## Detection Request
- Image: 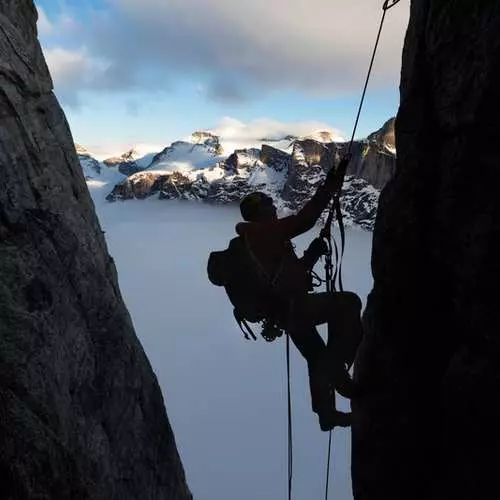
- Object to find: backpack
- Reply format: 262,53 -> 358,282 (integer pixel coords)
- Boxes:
207,236 -> 285,341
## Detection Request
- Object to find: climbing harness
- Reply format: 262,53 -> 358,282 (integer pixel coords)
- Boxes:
284,1 -> 404,500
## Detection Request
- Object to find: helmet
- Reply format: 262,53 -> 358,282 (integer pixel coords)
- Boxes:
240,192 -> 274,221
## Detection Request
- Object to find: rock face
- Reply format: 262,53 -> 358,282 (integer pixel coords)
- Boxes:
346,117 -> 396,189
260,144 -> 292,172
191,130 -> 223,154
353,3 -> 500,500
284,120 -> 396,191
0,2 -> 191,499
225,148 -> 261,173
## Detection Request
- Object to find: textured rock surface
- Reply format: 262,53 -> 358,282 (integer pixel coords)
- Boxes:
225,148 -> 261,173
282,120 -> 396,192
191,130 -> 222,154
353,2 -> 500,500
260,144 -> 292,172
0,2 -> 191,499
346,118 -> 396,189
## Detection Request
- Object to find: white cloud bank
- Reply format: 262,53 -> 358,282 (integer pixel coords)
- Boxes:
87,183 -> 374,500
42,46 -> 110,106
211,117 -> 344,142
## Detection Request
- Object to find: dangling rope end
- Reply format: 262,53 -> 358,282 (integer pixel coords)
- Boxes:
286,334 -> 293,500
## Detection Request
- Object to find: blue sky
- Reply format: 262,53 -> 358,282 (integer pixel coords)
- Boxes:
35,0 -> 410,157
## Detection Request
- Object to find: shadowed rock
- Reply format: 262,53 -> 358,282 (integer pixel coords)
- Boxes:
353,2 -> 500,500
345,118 -> 396,188
0,2 -> 191,498
260,144 -> 292,172
225,148 -> 261,173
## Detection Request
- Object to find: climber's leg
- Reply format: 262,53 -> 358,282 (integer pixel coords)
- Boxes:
290,292 -> 364,398
287,326 -> 351,430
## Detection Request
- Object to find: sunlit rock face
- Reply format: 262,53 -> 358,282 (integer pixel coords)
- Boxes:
0,2 -> 192,498
353,3 -> 500,500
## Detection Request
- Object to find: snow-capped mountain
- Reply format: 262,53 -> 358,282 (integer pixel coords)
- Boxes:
77,144 -> 102,178
78,118 -> 396,230
146,133 -> 224,173
102,147 -> 160,176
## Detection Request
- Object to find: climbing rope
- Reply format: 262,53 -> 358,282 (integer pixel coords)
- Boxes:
286,334 -> 293,500
322,0 -> 403,291
322,221 -> 336,500
321,1 -> 403,499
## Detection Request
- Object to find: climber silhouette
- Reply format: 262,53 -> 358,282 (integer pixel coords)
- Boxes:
236,160 -> 363,431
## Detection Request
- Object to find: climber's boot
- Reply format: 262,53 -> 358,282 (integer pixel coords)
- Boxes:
309,371 -> 352,431
319,410 -> 352,431
331,361 -> 359,399
318,346 -> 360,399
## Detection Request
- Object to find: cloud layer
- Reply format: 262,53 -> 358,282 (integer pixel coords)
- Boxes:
211,116 -> 344,142
82,116 -> 344,159
38,0 -> 410,105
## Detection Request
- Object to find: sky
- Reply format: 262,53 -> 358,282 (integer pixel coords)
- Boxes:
88,177 -> 374,500
35,0 -> 410,157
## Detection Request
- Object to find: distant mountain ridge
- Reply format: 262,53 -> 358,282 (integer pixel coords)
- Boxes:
78,118 -> 396,230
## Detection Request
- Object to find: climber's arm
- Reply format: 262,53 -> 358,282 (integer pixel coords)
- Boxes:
273,160 -> 346,239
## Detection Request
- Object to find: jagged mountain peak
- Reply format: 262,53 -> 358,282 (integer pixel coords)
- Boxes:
121,148 -> 141,161
190,131 -> 223,154
191,130 -> 219,142
367,117 -> 396,152
104,148 -> 140,166
100,145 -> 160,176
147,136 -> 224,173
303,130 -> 342,143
